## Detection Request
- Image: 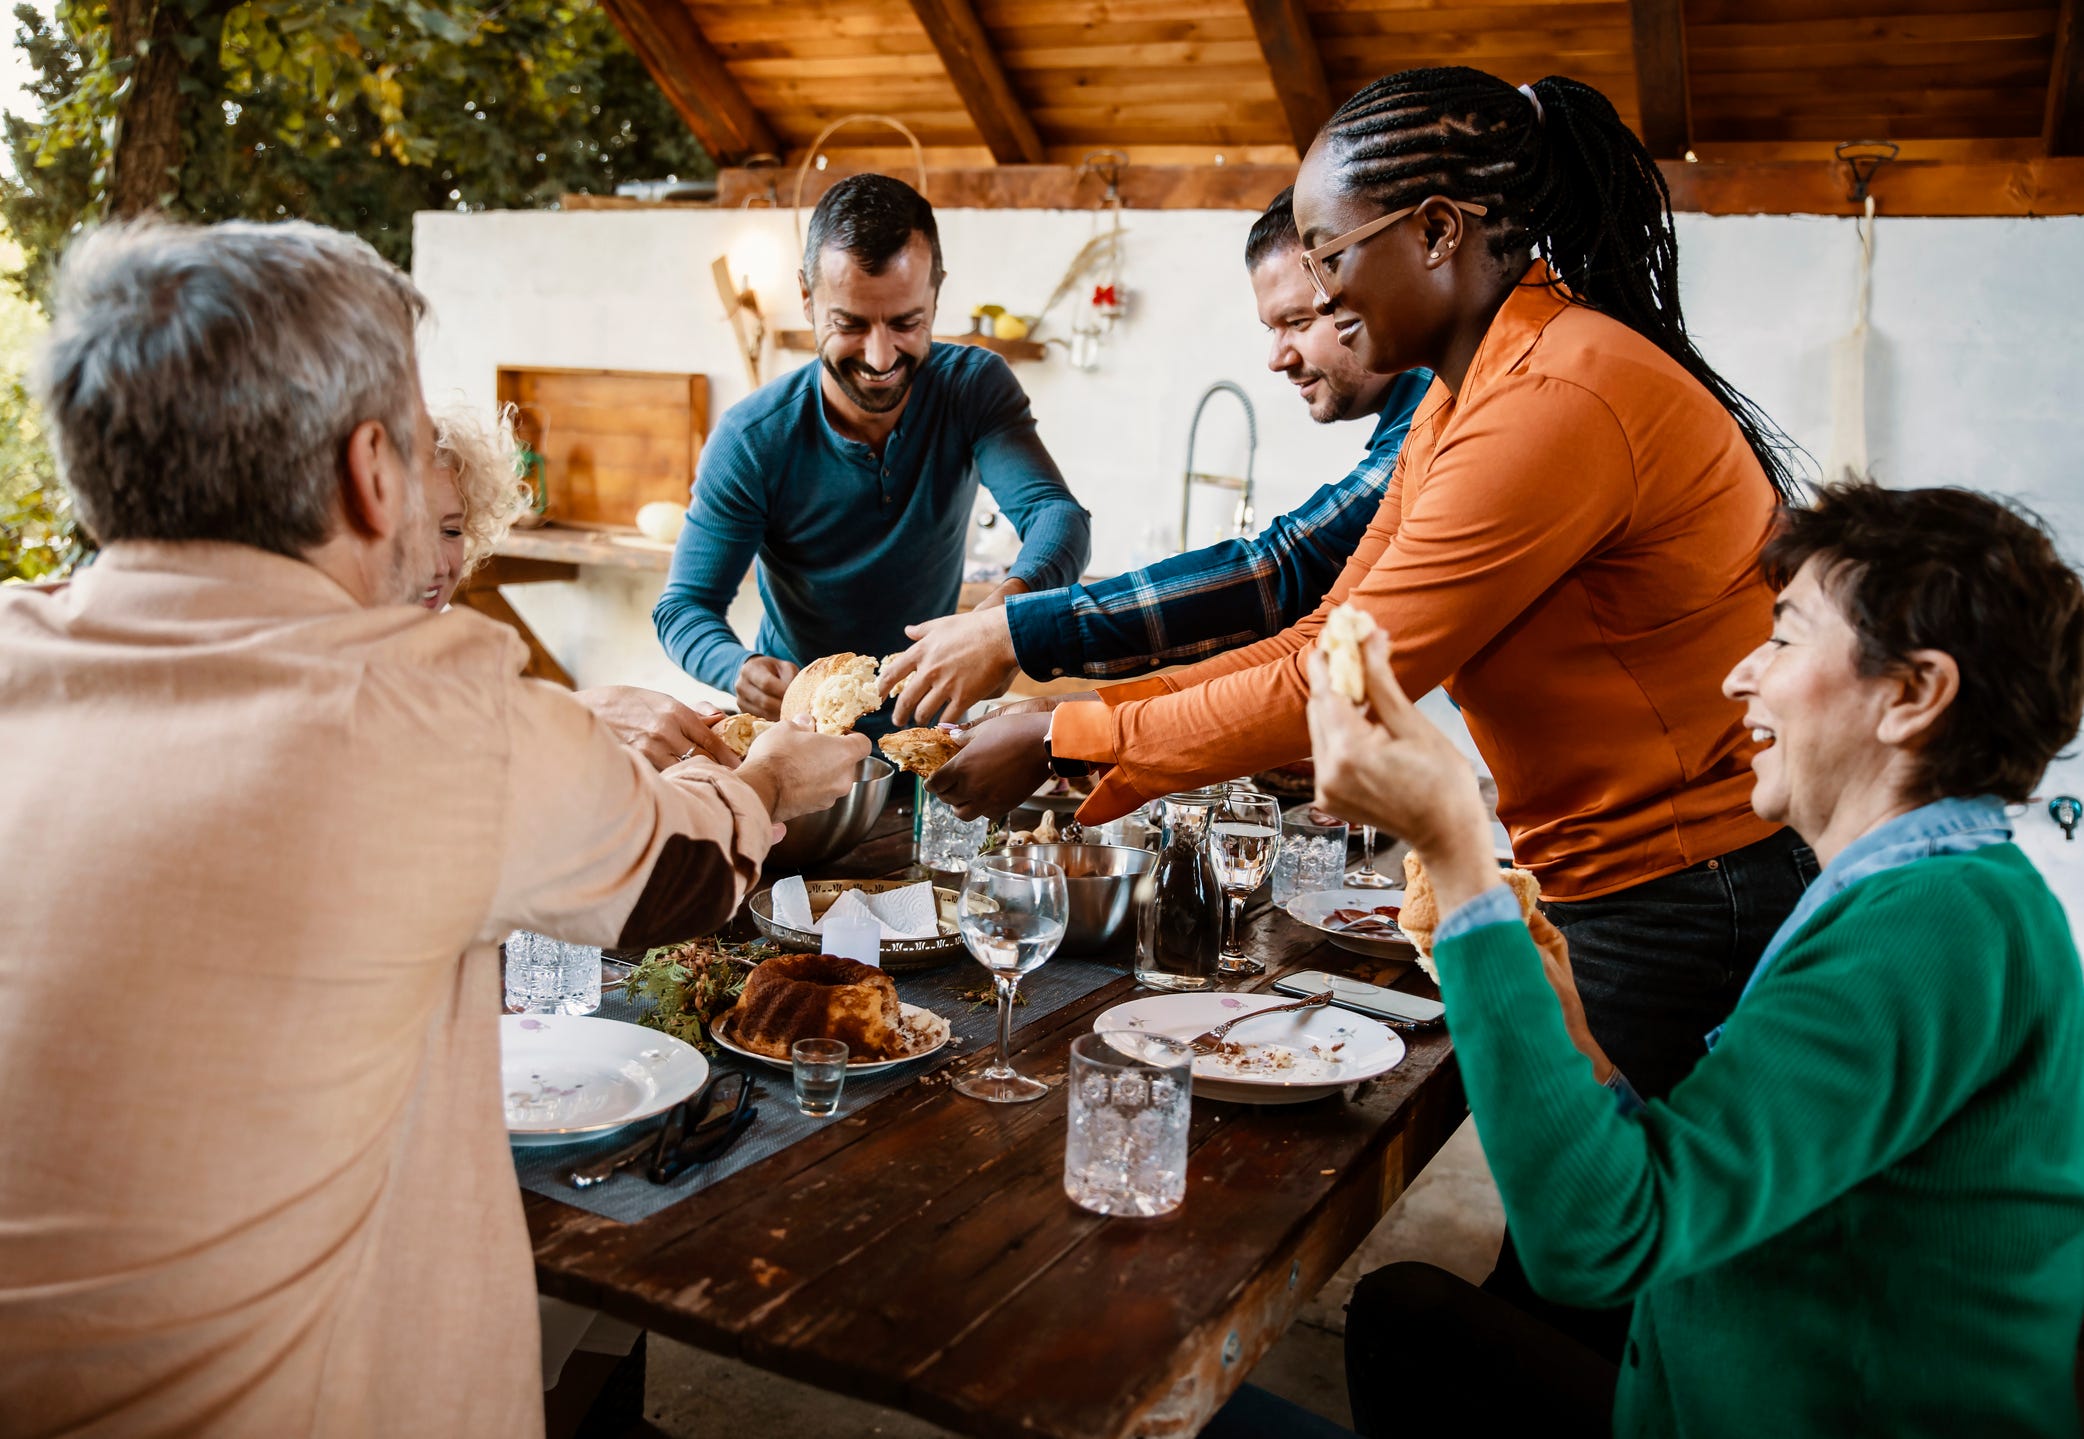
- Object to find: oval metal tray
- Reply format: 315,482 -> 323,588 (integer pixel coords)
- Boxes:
748,878 -> 966,973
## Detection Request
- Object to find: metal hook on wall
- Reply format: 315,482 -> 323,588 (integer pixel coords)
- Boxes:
1834,140 -> 1900,205
1077,149 -> 1128,207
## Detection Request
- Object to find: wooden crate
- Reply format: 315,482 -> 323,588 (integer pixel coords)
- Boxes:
494,366 -> 708,531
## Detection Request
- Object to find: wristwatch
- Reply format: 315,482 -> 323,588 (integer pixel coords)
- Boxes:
1043,713 -> 1092,780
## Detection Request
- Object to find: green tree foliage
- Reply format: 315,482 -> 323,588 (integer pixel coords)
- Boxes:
0,0 -> 709,578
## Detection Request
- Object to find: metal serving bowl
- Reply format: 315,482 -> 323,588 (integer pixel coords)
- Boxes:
1003,842 -> 1156,955
764,755 -> 896,871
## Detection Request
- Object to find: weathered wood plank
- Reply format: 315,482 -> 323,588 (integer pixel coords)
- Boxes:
719,155 -> 2084,215
600,0 -> 781,164
1242,0 -> 1337,155
905,0 -> 1046,164
1629,0 -> 1691,158
2046,0 -> 2084,155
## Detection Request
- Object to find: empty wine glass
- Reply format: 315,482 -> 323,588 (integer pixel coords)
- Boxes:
956,854 -> 1069,1103
1211,788 -> 1282,977
1348,825 -> 1394,889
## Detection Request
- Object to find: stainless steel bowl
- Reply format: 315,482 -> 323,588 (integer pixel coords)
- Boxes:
765,755 -> 896,870
1004,842 -> 1156,955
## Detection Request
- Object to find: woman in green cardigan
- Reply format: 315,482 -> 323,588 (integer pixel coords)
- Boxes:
1305,480 -> 2084,1437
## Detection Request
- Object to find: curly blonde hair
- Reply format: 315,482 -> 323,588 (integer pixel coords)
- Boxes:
432,403 -> 533,577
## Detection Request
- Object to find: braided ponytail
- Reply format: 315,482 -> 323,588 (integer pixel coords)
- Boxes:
1322,67 -> 1806,502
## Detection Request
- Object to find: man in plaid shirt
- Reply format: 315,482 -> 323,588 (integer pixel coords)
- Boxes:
882,190 -> 1432,726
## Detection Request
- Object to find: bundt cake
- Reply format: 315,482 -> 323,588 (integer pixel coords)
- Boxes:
728,952 -> 908,1061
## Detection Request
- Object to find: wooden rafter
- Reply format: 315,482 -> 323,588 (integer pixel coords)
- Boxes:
718,157 -> 2084,218
2046,0 -> 2084,156
1242,0 -> 1335,155
1630,0 -> 1692,160
600,0 -> 778,165
904,0 -> 1044,166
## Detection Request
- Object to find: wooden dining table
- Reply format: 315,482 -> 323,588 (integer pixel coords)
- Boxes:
523,794 -> 1467,1439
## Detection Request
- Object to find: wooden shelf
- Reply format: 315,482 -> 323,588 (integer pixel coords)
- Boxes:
493,524 -> 676,573
773,329 -> 1047,363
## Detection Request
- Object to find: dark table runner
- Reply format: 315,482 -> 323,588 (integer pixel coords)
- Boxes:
511,953 -> 1126,1223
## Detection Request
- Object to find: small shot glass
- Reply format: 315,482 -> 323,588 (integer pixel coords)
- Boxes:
791,1038 -> 849,1117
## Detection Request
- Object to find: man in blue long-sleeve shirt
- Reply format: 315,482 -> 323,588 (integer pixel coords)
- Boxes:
882,190 -> 1431,726
653,174 -> 1090,727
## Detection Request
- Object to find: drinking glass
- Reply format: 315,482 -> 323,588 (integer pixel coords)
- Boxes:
503,932 -> 602,1015
792,1038 -> 848,1117
1065,1031 -> 1192,1217
1348,825 -> 1394,889
1271,808 -> 1350,906
955,854 -> 1068,1103
917,778 -> 991,874
1211,789 -> 1282,977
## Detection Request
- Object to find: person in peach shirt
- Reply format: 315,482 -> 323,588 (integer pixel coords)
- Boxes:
0,218 -> 867,1438
937,66 -> 1818,1354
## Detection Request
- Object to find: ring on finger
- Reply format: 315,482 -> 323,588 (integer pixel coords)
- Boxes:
676,746 -> 698,763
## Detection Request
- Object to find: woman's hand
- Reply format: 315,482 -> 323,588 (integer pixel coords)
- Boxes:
575,686 -> 738,770
927,709 -> 1055,821
1304,631 -> 1495,913
734,716 -> 872,823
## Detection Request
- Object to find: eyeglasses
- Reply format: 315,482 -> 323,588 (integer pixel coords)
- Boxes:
1299,196 -> 1490,306
646,1069 -> 758,1183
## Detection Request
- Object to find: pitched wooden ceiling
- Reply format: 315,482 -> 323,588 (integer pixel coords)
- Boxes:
601,0 -> 2084,213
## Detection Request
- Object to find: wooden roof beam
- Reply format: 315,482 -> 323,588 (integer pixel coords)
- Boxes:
600,0 -> 778,166
2046,0 -> 2084,155
904,0 -> 1044,166
1243,0 -> 1335,156
1630,0 -> 1692,160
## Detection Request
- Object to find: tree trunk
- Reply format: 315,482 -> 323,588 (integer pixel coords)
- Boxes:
104,0 -> 200,217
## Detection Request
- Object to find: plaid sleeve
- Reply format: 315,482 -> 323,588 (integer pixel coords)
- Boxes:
1004,436 -> 1401,680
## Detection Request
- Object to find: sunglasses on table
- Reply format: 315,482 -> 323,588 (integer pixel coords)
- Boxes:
648,1069 -> 759,1183
1299,196 -> 1490,306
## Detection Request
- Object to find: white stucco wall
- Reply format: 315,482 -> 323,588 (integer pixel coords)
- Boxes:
411,205 -> 2084,876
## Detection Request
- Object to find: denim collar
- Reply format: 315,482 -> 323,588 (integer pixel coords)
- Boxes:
1705,795 -> 2012,1050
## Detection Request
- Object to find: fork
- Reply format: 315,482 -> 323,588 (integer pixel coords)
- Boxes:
1188,992 -> 1333,1054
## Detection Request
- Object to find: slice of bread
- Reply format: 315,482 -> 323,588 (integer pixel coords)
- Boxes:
879,726 -> 961,777
1321,603 -> 1379,704
1401,851 -> 1563,981
714,713 -> 773,757
779,653 -> 885,735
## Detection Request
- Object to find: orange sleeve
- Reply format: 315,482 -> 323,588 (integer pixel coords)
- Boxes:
1067,377 -> 1636,824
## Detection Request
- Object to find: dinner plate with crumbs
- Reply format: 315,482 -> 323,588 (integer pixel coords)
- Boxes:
1284,887 -> 1417,959
1092,993 -> 1405,1105
710,1003 -> 954,1075
502,1014 -> 709,1147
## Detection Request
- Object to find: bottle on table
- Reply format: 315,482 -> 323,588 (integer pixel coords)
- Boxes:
1133,787 -> 1224,993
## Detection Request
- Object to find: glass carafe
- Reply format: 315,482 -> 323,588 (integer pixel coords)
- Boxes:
1133,788 -> 1224,992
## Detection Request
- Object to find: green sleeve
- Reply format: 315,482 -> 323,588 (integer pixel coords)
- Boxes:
1435,869 -> 2012,1309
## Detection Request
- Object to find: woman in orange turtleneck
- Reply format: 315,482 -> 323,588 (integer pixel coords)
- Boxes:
936,68 -> 1817,1114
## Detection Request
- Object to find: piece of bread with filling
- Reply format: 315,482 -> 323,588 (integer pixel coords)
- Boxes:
780,653 -> 885,735
879,726 -> 961,778
1320,603 -> 1380,705
714,712 -> 774,757
1400,851 -> 1567,981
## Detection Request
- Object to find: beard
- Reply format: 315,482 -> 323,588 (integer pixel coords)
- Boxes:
1295,365 -> 1367,424
384,476 -> 436,608
819,345 -> 919,415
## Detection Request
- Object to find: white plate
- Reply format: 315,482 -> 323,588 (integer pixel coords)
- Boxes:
501,1014 -> 709,1147
711,1002 -> 954,1075
1284,887 -> 1416,959
1092,992 -> 1406,1105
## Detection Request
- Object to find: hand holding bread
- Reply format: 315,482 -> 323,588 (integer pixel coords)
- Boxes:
734,715 -> 872,824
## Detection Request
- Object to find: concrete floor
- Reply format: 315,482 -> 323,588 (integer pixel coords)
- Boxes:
636,1118 -> 1504,1437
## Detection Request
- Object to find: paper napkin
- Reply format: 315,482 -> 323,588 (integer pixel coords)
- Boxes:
769,877 -> 940,941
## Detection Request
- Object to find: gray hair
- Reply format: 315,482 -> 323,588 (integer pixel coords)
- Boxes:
33,218 -> 428,556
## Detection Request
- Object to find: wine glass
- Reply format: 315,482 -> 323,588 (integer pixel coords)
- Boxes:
1348,825 -> 1394,888
1211,788 -> 1282,977
956,854 -> 1069,1103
